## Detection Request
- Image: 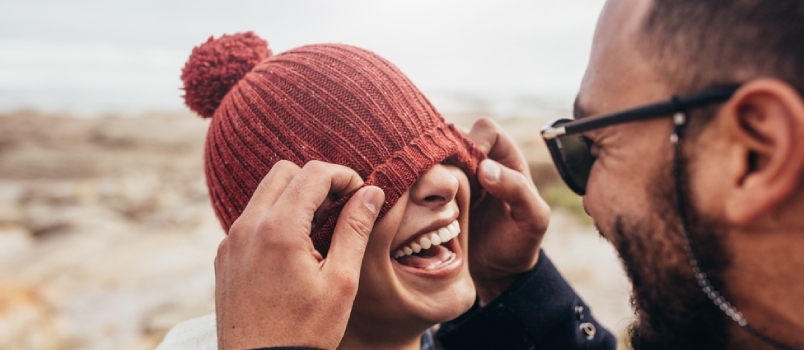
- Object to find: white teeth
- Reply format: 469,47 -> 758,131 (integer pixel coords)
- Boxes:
438,228 -> 450,243
448,222 -> 460,236
393,220 -> 460,259
420,237 -> 432,250
430,232 -> 442,245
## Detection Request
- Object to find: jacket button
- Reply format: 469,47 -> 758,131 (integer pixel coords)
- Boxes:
575,305 -> 585,320
579,322 -> 596,340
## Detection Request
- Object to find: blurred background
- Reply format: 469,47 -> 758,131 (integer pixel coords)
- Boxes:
0,1 -> 635,349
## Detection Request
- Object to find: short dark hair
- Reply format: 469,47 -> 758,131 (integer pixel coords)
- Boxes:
638,0 -> 804,134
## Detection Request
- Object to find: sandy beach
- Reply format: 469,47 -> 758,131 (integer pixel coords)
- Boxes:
0,111 -> 633,349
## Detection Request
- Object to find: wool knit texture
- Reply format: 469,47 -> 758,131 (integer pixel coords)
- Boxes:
181,32 -> 485,255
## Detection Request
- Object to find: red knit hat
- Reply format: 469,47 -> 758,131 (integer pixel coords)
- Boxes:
181,32 -> 485,255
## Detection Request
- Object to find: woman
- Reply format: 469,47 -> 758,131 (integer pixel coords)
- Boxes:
160,31 -> 483,350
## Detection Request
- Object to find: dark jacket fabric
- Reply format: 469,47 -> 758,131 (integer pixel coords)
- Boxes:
263,252 -> 616,350
436,252 -> 616,349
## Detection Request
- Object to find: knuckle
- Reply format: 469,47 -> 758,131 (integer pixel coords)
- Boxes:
267,160 -> 299,179
470,118 -> 499,152
505,170 -> 530,190
254,213 -> 281,237
255,214 -> 300,249
333,271 -> 359,295
229,212 -> 285,246
216,237 -> 230,258
306,160 -> 354,178
343,215 -> 373,239
228,216 -> 250,236
304,160 -> 327,172
253,177 -> 273,197
500,171 -> 539,207
257,160 -> 299,192
273,159 -> 297,171
302,161 -> 336,181
475,117 -> 496,130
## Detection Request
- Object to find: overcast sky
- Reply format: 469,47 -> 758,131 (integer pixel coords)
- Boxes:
0,0 -> 604,116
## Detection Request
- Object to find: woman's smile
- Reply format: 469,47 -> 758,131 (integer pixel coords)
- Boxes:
392,218 -> 465,278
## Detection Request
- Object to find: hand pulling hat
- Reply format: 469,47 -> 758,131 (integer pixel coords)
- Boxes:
181,32 -> 485,255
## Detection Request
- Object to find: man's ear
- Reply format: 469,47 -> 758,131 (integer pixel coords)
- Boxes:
721,78 -> 804,226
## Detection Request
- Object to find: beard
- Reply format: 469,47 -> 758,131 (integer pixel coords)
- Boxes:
605,154 -> 735,349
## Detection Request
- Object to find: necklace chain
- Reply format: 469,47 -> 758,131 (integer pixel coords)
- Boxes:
671,112 -> 798,350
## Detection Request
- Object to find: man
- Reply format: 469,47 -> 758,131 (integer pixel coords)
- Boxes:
213,0 -> 804,349
562,0 -> 804,348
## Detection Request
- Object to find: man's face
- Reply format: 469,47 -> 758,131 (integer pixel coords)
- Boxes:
578,0 -> 731,348
345,163 -> 476,339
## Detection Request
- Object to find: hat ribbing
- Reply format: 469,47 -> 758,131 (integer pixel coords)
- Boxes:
182,33 -> 485,255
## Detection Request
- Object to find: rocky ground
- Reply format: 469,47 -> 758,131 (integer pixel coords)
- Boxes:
0,111 -> 632,349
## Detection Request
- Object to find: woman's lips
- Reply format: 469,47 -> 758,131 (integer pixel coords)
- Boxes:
392,220 -> 463,278
392,239 -> 463,278
396,243 -> 455,270
393,220 -> 460,258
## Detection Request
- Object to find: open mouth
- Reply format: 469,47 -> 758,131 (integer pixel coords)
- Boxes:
393,220 -> 460,271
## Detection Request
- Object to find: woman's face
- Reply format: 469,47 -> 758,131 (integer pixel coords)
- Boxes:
346,163 -> 476,338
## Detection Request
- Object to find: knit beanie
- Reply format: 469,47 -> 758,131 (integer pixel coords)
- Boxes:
181,32 -> 485,255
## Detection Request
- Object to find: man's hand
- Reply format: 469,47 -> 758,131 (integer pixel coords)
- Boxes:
214,160 -> 385,350
465,118 -> 551,305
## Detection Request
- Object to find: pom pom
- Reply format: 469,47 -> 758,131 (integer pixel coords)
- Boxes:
181,32 -> 272,118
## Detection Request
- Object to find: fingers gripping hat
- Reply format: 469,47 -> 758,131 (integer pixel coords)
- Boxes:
182,32 -> 485,255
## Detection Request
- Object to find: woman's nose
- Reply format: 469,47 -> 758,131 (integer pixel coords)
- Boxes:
409,164 -> 459,208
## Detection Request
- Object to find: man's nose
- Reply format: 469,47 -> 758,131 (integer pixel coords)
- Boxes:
409,164 -> 459,208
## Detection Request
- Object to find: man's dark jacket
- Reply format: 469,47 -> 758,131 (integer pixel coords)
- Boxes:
436,252 -> 616,349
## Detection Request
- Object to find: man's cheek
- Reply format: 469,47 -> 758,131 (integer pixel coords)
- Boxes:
583,170 -> 613,229
585,170 -> 646,245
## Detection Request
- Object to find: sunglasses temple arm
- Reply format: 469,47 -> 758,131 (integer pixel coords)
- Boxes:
546,87 -> 737,137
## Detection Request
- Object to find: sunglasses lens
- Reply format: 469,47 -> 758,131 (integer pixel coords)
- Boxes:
546,132 -> 594,195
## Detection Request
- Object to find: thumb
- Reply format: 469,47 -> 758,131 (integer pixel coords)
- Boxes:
324,186 -> 385,280
479,159 -> 550,227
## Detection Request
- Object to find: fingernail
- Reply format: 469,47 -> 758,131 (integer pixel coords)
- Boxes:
482,160 -> 500,182
363,187 -> 384,214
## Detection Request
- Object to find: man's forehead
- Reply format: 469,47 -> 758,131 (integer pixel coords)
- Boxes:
573,95 -> 594,120
590,0 -> 653,49
577,0 -> 669,119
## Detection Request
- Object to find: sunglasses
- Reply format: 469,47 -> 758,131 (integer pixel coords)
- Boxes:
540,86 -> 739,196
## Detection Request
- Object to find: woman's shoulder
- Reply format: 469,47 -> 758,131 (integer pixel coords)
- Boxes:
156,313 -> 218,350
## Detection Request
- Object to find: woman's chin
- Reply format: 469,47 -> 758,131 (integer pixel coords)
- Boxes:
404,274 -> 477,324
347,274 -> 475,342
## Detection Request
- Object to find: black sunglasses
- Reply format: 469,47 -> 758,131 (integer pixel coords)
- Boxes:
540,86 -> 739,195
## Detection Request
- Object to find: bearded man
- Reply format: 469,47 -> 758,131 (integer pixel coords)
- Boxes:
209,0 -> 804,349
553,0 -> 804,348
